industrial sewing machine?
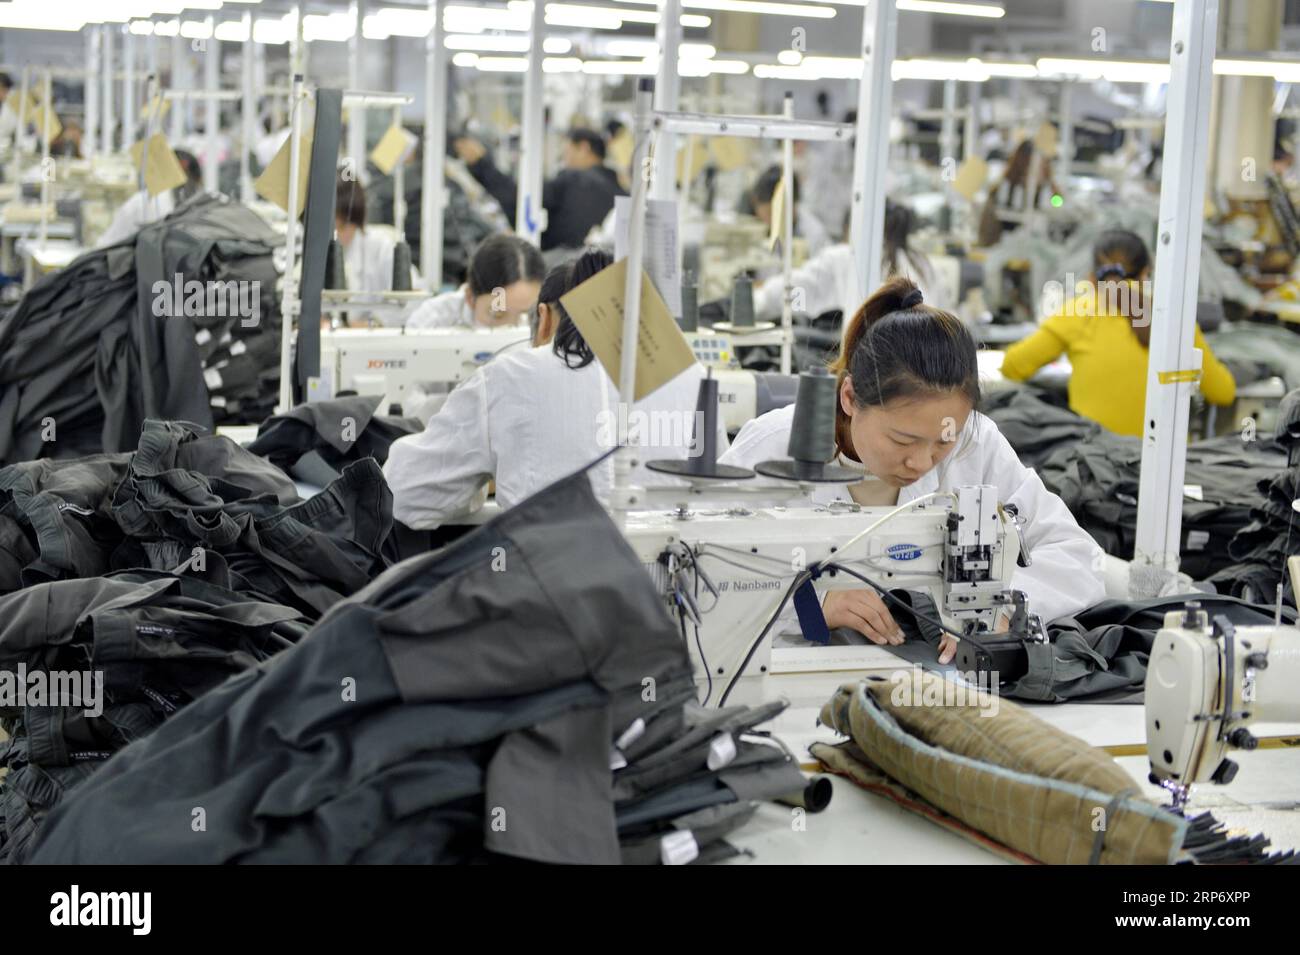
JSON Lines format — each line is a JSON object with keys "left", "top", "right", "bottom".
{"left": 1145, "top": 557, "right": 1300, "bottom": 809}
{"left": 617, "top": 368, "right": 1039, "bottom": 705}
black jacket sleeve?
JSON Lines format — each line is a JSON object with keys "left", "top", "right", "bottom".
{"left": 465, "top": 154, "right": 519, "bottom": 227}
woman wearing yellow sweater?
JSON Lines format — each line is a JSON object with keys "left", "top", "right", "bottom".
{"left": 1001, "top": 230, "right": 1235, "bottom": 437}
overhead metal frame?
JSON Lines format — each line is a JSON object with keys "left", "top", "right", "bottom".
{"left": 848, "top": 0, "right": 897, "bottom": 303}
{"left": 516, "top": 0, "right": 547, "bottom": 246}
{"left": 422, "top": 0, "right": 448, "bottom": 289}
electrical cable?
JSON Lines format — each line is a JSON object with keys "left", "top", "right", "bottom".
{"left": 819, "top": 561, "right": 968, "bottom": 641}
{"left": 717, "top": 569, "right": 812, "bottom": 707}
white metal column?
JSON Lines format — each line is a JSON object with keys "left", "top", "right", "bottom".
{"left": 84, "top": 27, "right": 99, "bottom": 162}
{"left": 241, "top": 10, "right": 255, "bottom": 203}
{"left": 348, "top": 0, "right": 366, "bottom": 180}
{"left": 1132, "top": 0, "right": 1220, "bottom": 591}
{"left": 780, "top": 92, "right": 795, "bottom": 375}
{"left": 516, "top": 0, "right": 547, "bottom": 245}
{"left": 102, "top": 24, "right": 115, "bottom": 154}
{"left": 939, "top": 78, "right": 957, "bottom": 167}
{"left": 204, "top": 16, "right": 219, "bottom": 193}
{"left": 1058, "top": 81, "right": 1073, "bottom": 185}
{"left": 422, "top": 0, "right": 447, "bottom": 288}
{"left": 278, "top": 73, "right": 306, "bottom": 414}
{"left": 848, "top": 0, "right": 897, "bottom": 302}
{"left": 170, "top": 33, "right": 185, "bottom": 143}
{"left": 651, "top": 0, "right": 682, "bottom": 202}
{"left": 123, "top": 26, "right": 136, "bottom": 147}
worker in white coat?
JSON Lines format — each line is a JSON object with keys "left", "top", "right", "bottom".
{"left": 720, "top": 276, "right": 1105, "bottom": 663}
{"left": 385, "top": 249, "right": 729, "bottom": 528}
{"left": 0, "top": 73, "right": 16, "bottom": 145}
{"left": 334, "top": 178, "right": 419, "bottom": 319}
{"left": 405, "top": 233, "right": 545, "bottom": 330}
{"left": 752, "top": 200, "right": 947, "bottom": 321}
{"left": 96, "top": 149, "right": 202, "bottom": 248}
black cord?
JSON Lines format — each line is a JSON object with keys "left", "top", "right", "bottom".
{"left": 818, "top": 561, "right": 968, "bottom": 641}
{"left": 717, "top": 569, "right": 812, "bottom": 708}
{"left": 692, "top": 561, "right": 713, "bottom": 706}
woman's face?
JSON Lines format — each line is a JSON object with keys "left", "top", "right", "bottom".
{"left": 468, "top": 279, "right": 542, "bottom": 328}
{"left": 840, "top": 377, "right": 973, "bottom": 489}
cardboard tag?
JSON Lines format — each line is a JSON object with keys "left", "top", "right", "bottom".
{"left": 1033, "top": 122, "right": 1058, "bottom": 157}
{"left": 558, "top": 257, "right": 696, "bottom": 401}
{"left": 369, "top": 123, "right": 418, "bottom": 176}
{"left": 952, "top": 155, "right": 988, "bottom": 201}
{"left": 129, "top": 133, "right": 187, "bottom": 197}
{"left": 255, "top": 128, "right": 314, "bottom": 217}
{"left": 607, "top": 127, "right": 635, "bottom": 170}
{"left": 141, "top": 93, "right": 171, "bottom": 129}
{"left": 675, "top": 137, "right": 708, "bottom": 186}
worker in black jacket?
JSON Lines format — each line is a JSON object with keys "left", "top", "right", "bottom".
{"left": 453, "top": 128, "right": 626, "bottom": 251}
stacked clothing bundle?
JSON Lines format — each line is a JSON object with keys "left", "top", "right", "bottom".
{"left": 246, "top": 395, "right": 422, "bottom": 487}
{"left": 0, "top": 571, "right": 308, "bottom": 863}
{"left": 0, "top": 193, "right": 283, "bottom": 466}
{"left": 1209, "top": 465, "right": 1300, "bottom": 605}
{"left": 0, "top": 419, "right": 395, "bottom": 621}
{"left": 984, "top": 389, "right": 1286, "bottom": 579}
{"left": 26, "top": 469, "right": 810, "bottom": 864}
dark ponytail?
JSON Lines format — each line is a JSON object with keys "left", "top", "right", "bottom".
{"left": 546, "top": 248, "right": 614, "bottom": 369}
{"left": 1092, "top": 229, "right": 1152, "bottom": 347}
{"left": 830, "top": 276, "right": 980, "bottom": 458}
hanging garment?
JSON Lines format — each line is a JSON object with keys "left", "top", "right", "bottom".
{"left": 0, "top": 194, "right": 284, "bottom": 467}
{"left": 27, "top": 465, "right": 804, "bottom": 864}
{"left": 812, "top": 674, "right": 1292, "bottom": 864}
{"left": 0, "top": 571, "right": 308, "bottom": 863}
{"left": 1210, "top": 462, "right": 1300, "bottom": 605}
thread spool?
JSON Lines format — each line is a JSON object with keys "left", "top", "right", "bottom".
{"left": 646, "top": 372, "right": 754, "bottom": 480}
{"left": 324, "top": 238, "right": 347, "bottom": 290}
{"left": 755, "top": 366, "right": 860, "bottom": 482}
{"left": 391, "top": 241, "right": 413, "bottom": 292}
{"left": 730, "top": 274, "right": 755, "bottom": 328}
{"left": 679, "top": 281, "right": 699, "bottom": 332}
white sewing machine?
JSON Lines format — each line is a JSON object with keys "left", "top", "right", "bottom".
{"left": 1145, "top": 557, "right": 1300, "bottom": 808}
{"left": 318, "top": 326, "right": 532, "bottom": 412}
{"left": 622, "top": 484, "right": 1029, "bottom": 703}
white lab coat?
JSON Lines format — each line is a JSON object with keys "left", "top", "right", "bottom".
{"left": 0, "top": 99, "right": 17, "bottom": 144}
{"left": 753, "top": 243, "right": 947, "bottom": 321}
{"left": 342, "top": 228, "right": 420, "bottom": 327}
{"left": 718, "top": 404, "right": 1105, "bottom": 625}
{"left": 405, "top": 287, "right": 475, "bottom": 330}
{"left": 385, "top": 348, "right": 729, "bottom": 529}
{"left": 96, "top": 189, "right": 175, "bottom": 248}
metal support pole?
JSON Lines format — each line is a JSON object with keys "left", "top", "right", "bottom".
{"left": 15, "top": 66, "right": 29, "bottom": 153}
{"left": 516, "top": 0, "right": 547, "bottom": 245}
{"left": 651, "top": 0, "right": 682, "bottom": 203}
{"left": 241, "top": 10, "right": 255, "bottom": 204}
{"left": 964, "top": 80, "right": 979, "bottom": 163}
{"left": 1058, "top": 81, "right": 1073, "bottom": 186}
{"left": 123, "top": 26, "right": 136, "bottom": 147}
{"left": 204, "top": 16, "right": 219, "bottom": 193}
{"left": 292, "top": 5, "right": 306, "bottom": 79}
{"left": 940, "top": 78, "right": 958, "bottom": 169}
{"left": 848, "top": 0, "right": 896, "bottom": 302}
{"left": 421, "top": 0, "right": 447, "bottom": 288}
{"left": 38, "top": 69, "right": 51, "bottom": 250}
{"left": 139, "top": 73, "right": 161, "bottom": 224}
{"left": 348, "top": 0, "right": 366, "bottom": 181}
{"left": 392, "top": 104, "right": 406, "bottom": 232}
{"left": 780, "top": 92, "right": 794, "bottom": 376}
{"left": 84, "top": 27, "right": 99, "bottom": 161}
{"left": 278, "top": 74, "right": 306, "bottom": 414}
{"left": 1133, "top": 0, "right": 1219, "bottom": 591}
{"left": 613, "top": 79, "right": 655, "bottom": 524}
{"left": 102, "top": 24, "right": 115, "bottom": 154}
{"left": 170, "top": 33, "right": 184, "bottom": 143}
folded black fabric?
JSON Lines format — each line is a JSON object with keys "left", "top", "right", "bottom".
{"left": 0, "top": 571, "right": 308, "bottom": 863}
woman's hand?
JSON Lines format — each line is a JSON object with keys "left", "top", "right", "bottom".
{"left": 822, "top": 590, "right": 904, "bottom": 645}
{"left": 937, "top": 611, "right": 1009, "bottom": 666}
{"left": 453, "top": 136, "right": 486, "bottom": 165}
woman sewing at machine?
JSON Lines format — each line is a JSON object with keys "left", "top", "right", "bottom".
{"left": 719, "top": 276, "right": 1105, "bottom": 663}
{"left": 385, "top": 248, "right": 728, "bottom": 529}
{"left": 1000, "top": 229, "right": 1236, "bottom": 437}
{"left": 406, "top": 233, "right": 546, "bottom": 330}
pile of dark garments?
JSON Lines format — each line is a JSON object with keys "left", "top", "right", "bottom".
{"left": 0, "top": 409, "right": 807, "bottom": 864}
{"left": 982, "top": 389, "right": 1289, "bottom": 581}
{"left": 0, "top": 193, "right": 284, "bottom": 467}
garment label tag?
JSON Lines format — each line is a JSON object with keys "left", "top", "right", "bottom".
{"left": 195, "top": 328, "right": 212, "bottom": 346}
{"left": 615, "top": 717, "right": 645, "bottom": 751}
{"left": 203, "top": 367, "right": 223, "bottom": 391}
{"left": 1186, "top": 530, "right": 1210, "bottom": 551}
{"left": 660, "top": 830, "right": 699, "bottom": 866}
{"left": 609, "top": 748, "right": 628, "bottom": 771}
{"left": 706, "top": 732, "right": 737, "bottom": 771}
{"left": 1183, "top": 484, "right": 1204, "bottom": 501}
